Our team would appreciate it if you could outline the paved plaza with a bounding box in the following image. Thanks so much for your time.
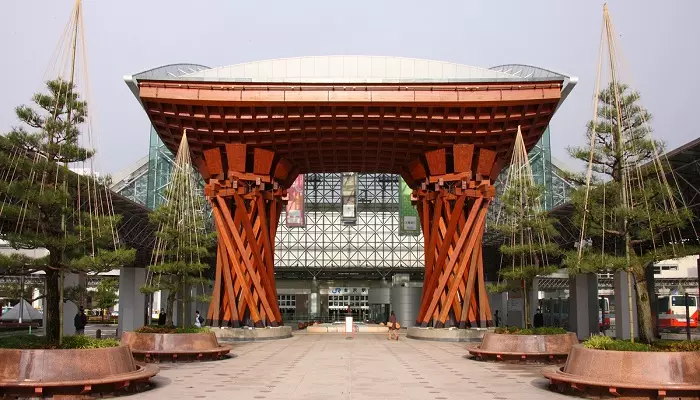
[135,333,567,400]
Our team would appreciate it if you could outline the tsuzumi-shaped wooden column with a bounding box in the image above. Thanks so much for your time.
[408,144,499,328]
[199,143,296,328]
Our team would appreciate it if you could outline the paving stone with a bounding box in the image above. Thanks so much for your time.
[134,333,566,400]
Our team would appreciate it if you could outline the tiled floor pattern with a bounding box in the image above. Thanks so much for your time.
[133,333,568,400]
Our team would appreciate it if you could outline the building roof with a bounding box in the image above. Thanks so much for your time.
[125,56,577,106]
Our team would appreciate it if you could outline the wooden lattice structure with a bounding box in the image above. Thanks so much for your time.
[133,76,566,328]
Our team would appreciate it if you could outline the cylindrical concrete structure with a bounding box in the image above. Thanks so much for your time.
[390,286,421,328]
[369,287,390,304]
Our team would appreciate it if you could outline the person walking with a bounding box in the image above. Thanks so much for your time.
[158,308,167,326]
[194,310,204,328]
[533,308,544,328]
[387,311,399,341]
[74,306,88,335]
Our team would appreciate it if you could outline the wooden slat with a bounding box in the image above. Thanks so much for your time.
[439,205,487,323]
[203,147,224,177]
[421,194,468,325]
[273,158,293,181]
[221,195,278,325]
[210,199,260,323]
[225,143,247,173]
[253,148,275,176]
[422,197,483,325]
[489,155,506,181]
[408,159,427,181]
[453,144,474,173]
[424,148,446,176]
[194,157,211,181]
[475,148,496,178]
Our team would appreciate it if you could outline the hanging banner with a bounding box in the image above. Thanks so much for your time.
[341,172,357,225]
[286,174,305,227]
[398,177,420,236]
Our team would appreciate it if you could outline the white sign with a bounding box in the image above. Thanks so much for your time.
[403,216,417,231]
[345,316,353,333]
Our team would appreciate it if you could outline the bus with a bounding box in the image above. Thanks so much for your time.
[657,295,698,332]
[599,297,614,331]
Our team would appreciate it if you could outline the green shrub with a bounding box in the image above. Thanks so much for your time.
[59,335,120,349]
[134,325,210,334]
[584,336,650,352]
[584,336,700,352]
[0,335,49,349]
[493,326,567,335]
[652,340,700,352]
[0,335,119,349]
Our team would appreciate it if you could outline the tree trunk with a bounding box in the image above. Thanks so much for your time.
[44,268,60,343]
[166,292,176,327]
[632,271,655,344]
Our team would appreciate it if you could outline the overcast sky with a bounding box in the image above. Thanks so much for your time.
[1,0,698,175]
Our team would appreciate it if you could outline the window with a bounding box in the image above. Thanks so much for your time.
[277,295,296,309]
[672,296,697,307]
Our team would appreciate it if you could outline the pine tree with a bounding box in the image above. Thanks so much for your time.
[566,82,694,343]
[491,175,561,327]
[92,277,118,321]
[141,136,214,328]
[0,79,135,343]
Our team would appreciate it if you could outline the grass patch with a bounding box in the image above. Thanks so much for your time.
[0,335,119,350]
[494,326,568,335]
[583,335,700,352]
[134,325,211,334]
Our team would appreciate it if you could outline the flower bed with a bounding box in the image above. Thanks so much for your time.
[467,328,578,363]
[542,337,700,398]
[0,337,157,397]
[121,327,231,362]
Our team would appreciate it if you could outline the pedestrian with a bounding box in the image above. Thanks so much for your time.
[533,308,544,328]
[195,310,204,328]
[158,308,166,326]
[74,306,88,335]
[387,311,399,341]
[494,310,501,327]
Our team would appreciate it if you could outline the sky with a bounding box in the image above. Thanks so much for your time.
[1,0,698,175]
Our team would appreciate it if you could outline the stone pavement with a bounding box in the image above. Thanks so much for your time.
[133,332,568,400]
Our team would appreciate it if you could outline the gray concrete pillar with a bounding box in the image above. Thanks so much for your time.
[646,265,658,338]
[117,267,146,337]
[614,270,638,340]
[569,273,599,340]
[506,290,525,328]
[487,292,508,327]
[62,273,82,336]
[529,277,540,326]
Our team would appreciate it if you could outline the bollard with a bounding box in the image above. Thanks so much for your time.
[96,329,102,339]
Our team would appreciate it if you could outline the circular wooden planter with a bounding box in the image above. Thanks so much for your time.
[542,344,700,398]
[0,345,158,397]
[467,332,578,362]
[121,331,231,362]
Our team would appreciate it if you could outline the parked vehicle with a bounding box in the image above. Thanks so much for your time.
[657,295,698,332]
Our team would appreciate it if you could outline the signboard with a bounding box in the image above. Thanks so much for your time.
[398,177,420,236]
[329,287,369,295]
[341,172,357,224]
[286,174,305,227]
